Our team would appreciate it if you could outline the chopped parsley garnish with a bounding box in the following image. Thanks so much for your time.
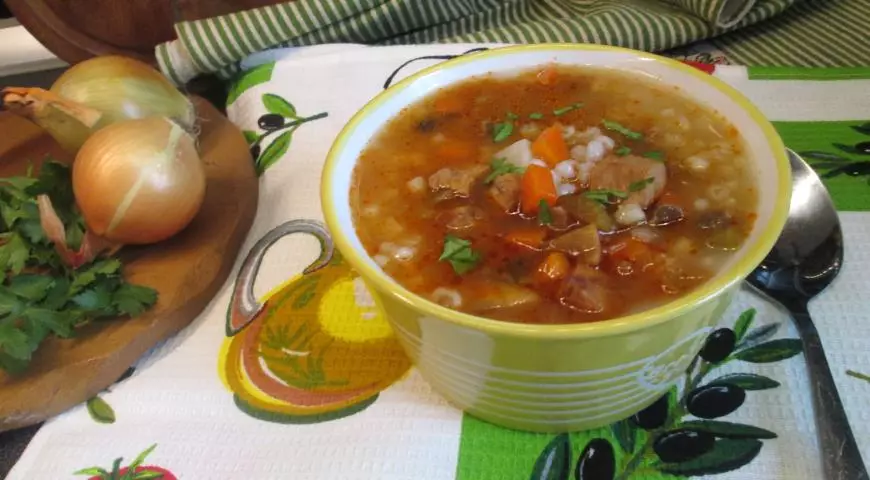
[602,119,644,140]
[628,176,655,192]
[529,112,544,120]
[553,103,584,116]
[439,235,481,275]
[506,112,519,120]
[583,188,629,204]
[484,157,525,184]
[643,151,665,161]
[615,146,632,156]
[492,121,514,142]
[538,200,553,225]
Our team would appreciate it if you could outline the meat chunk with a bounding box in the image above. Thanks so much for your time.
[558,264,610,313]
[488,173,521,211]
[428,164,488,200]
[549,224,601,265]
[589,155,667,208]
[550,205,571,230]
[439,205,484,231]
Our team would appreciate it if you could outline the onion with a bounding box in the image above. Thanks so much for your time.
[73,117,206,245]
[2,56,195,154]
[52,56,195,131]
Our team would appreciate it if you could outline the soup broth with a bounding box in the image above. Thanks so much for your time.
[350,65,758,324]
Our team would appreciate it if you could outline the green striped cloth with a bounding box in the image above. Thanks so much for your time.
[154,0,792,85]
[712,0,870,67]
[154,0,870,86]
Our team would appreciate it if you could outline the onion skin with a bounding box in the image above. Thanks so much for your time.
[51,56,196,132]
[73,117,206,245]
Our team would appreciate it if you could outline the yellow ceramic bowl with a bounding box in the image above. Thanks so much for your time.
[321,44,791,433]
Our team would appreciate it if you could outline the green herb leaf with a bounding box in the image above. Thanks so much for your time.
[7,274,54,301]
[0,323,32,361]
[492,121,514,142]
[506,112,519,120]
[602,119,643,140]
[86,395,116,424]
[707,373,780,391]
[529,112,544,120]
[529,433,571,480]
[538,200,553,225]
[439,235,481,275]
[733,308,756,342]
[553,102,583,116]
[24,308,73,338]
[643,151,665,161]
[484,157,525,184]
[628,177,655,193]
[70,258,122,294]
[0,233,29,274]
[733,339,802,363]
[72,284,114,313]
[113,284,158,317]
[583,188,628,204]
[0,287,23,316]
[615,146,631,156]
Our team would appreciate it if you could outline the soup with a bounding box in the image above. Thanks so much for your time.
[350,65,758,324]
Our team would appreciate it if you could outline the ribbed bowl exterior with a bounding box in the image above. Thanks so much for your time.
[369,280,737,432]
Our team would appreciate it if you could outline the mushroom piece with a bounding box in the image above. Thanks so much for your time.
[649,204,685,227]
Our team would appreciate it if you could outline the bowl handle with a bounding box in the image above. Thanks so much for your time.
[226,219,334,336]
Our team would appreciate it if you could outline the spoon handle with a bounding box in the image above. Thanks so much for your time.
[793,309,868,480]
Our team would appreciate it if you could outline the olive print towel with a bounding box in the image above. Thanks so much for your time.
[7,44,870,480]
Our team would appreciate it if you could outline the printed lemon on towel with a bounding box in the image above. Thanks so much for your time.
[319,276,394,342]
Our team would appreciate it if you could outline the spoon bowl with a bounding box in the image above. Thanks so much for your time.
[746,150,866,480]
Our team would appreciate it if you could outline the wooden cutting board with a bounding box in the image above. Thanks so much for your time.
[0,96,258,431]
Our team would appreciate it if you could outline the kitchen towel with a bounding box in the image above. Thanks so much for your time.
[154,0,805,85]
[7,44,870,480]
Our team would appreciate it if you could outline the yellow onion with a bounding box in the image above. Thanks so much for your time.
[51,55,196,131]
[73,117,206,245]
[2,56,195,155]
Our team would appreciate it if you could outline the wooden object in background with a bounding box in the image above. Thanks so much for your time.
[4,0,294,65]
[0,96,259,432]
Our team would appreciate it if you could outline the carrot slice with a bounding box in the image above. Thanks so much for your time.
[535,252,571,283]
[505,228,547,250]
[609,239,653,264]
[531,124,570,167]
[537,65,558,86]
[436,141,476,162]
[521,164,558,214]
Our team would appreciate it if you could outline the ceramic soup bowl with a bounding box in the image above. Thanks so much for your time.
[321,44,790,432]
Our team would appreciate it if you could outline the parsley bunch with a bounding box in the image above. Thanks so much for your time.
[0,161,157,374]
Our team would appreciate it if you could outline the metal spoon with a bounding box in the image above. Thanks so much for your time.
[745,150,867,480]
